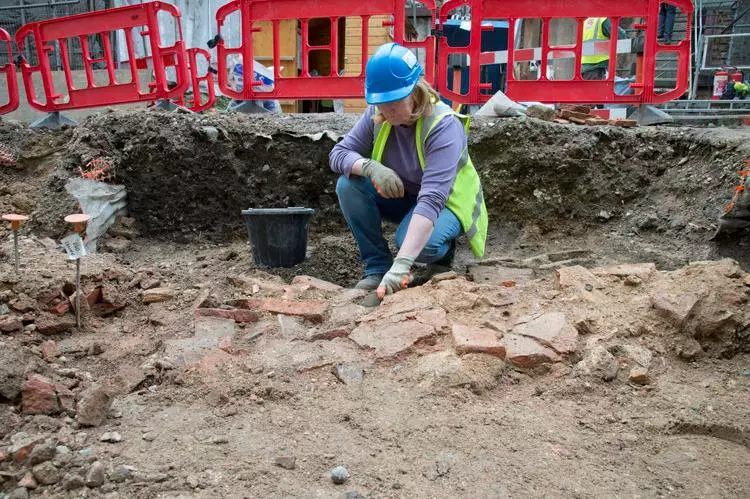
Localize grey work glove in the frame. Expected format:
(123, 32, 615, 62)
(377, 256, 415, 300)
(361, 159, 405, 199)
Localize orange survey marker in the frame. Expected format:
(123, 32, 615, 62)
(2, 214, 29, 274)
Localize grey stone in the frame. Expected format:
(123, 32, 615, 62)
(274, 455, 296, 470)
(27, 439, 57, 465)
(32, 461, 62, 485)
(333, 363, 364, 385)
(56, 445, 71, 455)
(0, 344, 34, 400)
(331, 466, 350, 485)
(576, 346, 618, 381)
(110, 465, 133, 483)
(62, 472, 85, 490)
(99, 431, 122, 443)
(85, 461, 106, 488)
(8, 488, 29, 499)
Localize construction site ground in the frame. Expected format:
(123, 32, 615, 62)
(0, 111, 749, 498)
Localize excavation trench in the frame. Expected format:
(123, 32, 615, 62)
(1, 111, 748, 286)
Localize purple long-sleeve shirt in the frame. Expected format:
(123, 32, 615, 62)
(329, 106, 465, 223)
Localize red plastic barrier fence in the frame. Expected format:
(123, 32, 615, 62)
(14, 1, 190, 113)
(176, 48, 215, 112)
(215, 0, 436, 101)
(0, 28, 19, 115)
(437, 0, 693, 105)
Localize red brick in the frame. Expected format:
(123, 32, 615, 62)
(451, 324, 506, 357)
(195, 308, 235, 320)
(592, 263, 656, 281)
(195, 308, 259, 324)
(261, 299, 328, 322)
(232, 309, 259, 323)
(650, 292, 700, 323)
(41, 340, 60, 362)
(502, 334, 561, 368)
(35, 315, 76, 335)
(49, 301, 71, 315)
(0, 317, 23, 333)
(232, 298, 264, 310)
(512, 312, 578, 354)
(291, 275, 342, 292)
(350, 318, 435, 358)
(22, 375, 59, 415)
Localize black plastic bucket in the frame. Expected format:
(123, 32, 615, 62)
(241, 207, 315, 268)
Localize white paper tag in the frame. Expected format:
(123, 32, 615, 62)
(402, 49, 417, 69)
(61, 234, 87, 261)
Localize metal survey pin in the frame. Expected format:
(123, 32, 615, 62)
(2, 214, 29, 274)
(63, 214, 91, 330)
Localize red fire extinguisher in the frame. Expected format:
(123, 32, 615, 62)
(713, 67, 741, 99)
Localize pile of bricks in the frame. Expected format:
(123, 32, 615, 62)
(554, 104, 637, 128)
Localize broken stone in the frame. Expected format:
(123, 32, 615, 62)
(140, 279, 161, 290)
(624, 275, 643, 287)
(0, 317, 22, 333)
(142, 287, 176, 304)
(35, 315, 76, 335)
(164, 317, 236, 368)
(274, 455, 296, 470)
(575, 346, 618, 381)
(349, 317, 437, 359)
(19, 472, 38, 489)
(32, 461, 61, 485)
(525, 104, 555, 121)
(291, 275, 342, 292)
(8, 488, 29, 499)
(261, 299, 328, 322)
(414, 351, 505, 394)
(556, 266, 603, 293)
(22, 375, 59, 415)
(629, 366, 650, 385)
(619, 344, 653, 368)
(10, 294, 36, 313)
(512, 312, 578, 354)
(650, 292, 701, 324)
(27, 439, 56, 466)
(99, 432, 121, 443)
(502, 334, 561, 368)
(85, 461, 106, 488)
(331, 466, 350, 484)
(277, 314, 307, 340)
(110, 465, 133, 483)
(468, 265, 533, 287)
(62, 472, 85, 491)
(41, 340, 60, 362)
(430, 270, 459, 283)
(9, 433, 44, 464)
(76, 385, 112, 427)
(674, 338, 703, 361)
(103, 237, 131, 253)
(333, 363, 364, 385)
(451, 324, 505, 357)
(592, 263, 656, 281)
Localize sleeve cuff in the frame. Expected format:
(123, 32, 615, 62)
(413, 204, 439, 225)
(340, 151, 363, 177)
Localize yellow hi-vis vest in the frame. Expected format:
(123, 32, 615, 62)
(371, 101, 488, 258)
(582, 17, 609, 65)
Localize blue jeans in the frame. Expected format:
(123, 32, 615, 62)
(658, 5, 677, 40)
(336, 175, 463, 276)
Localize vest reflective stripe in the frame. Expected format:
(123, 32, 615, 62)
(370, 102, 488, 258)
(582, 17, 609, 65)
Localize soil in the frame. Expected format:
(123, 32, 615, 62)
(0, 111, 748, 497)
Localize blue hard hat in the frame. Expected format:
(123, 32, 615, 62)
(365, 43, 422, 105)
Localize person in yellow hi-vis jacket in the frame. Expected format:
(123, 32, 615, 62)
(581, 17, 629, 80)
(329, 43, 488, 299)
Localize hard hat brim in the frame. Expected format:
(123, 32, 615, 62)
(365, 79, 418, 105)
